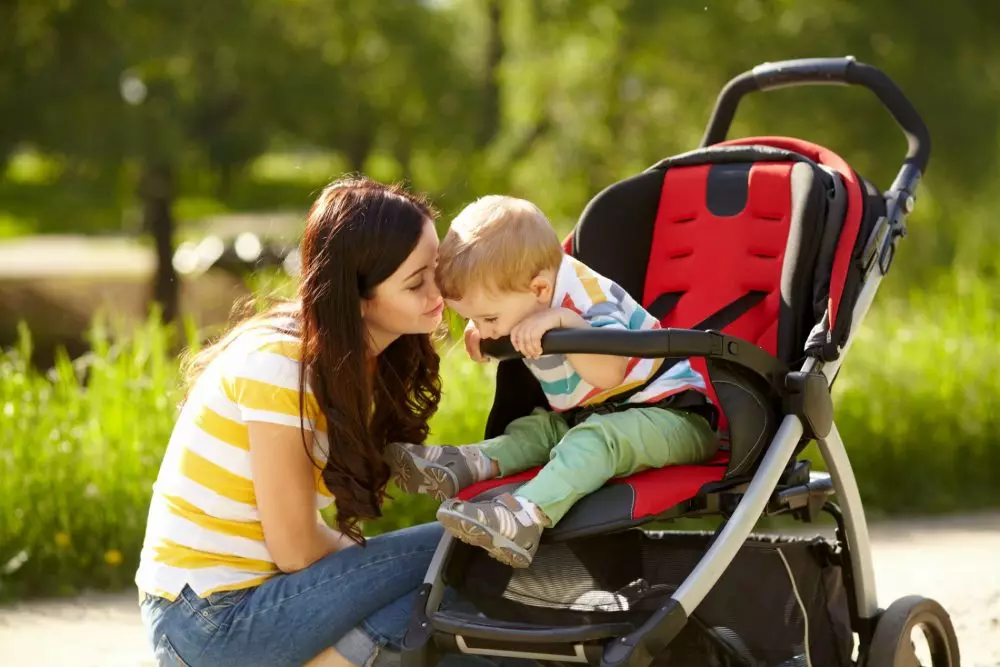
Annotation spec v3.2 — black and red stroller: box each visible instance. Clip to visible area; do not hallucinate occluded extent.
[403,58,959,667]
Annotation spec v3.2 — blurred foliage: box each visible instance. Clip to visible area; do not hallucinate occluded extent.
[3,0,1000,279]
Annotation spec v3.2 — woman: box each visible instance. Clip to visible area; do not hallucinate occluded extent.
[136,177,450,667]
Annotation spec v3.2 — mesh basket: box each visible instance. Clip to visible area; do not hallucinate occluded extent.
[444,530,853,667]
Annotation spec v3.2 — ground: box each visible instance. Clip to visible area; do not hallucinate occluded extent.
[1,512,997,667]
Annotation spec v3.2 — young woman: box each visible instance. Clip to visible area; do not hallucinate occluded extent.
[136,177,451,667]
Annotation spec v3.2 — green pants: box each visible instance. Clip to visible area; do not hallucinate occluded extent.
[479,407,718,524]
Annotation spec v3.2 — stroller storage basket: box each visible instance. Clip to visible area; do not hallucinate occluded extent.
[445,530,853,667]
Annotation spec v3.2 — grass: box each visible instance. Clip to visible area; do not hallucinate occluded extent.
[0,275,997,600]
[821,273,1000,515]
[0,316,179,599]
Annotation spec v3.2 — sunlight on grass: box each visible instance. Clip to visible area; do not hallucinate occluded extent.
[250,152,350,185]
[0,213,33,240]
[4,150,63,185]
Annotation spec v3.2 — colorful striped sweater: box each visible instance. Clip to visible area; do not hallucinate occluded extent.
[524,255,710,413]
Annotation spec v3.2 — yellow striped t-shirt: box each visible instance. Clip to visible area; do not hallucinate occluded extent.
[135,324,334,600]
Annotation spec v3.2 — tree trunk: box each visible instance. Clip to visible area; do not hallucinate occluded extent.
[394,134,413,186]
[345,126,376,175]
[479,0,504,148]
[216,161,233,200]
[139,161,179,323]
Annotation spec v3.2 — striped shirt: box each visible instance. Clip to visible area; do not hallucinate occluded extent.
[524,255,710,412]
[135,323,333,600]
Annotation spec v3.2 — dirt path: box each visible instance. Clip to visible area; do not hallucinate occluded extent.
[1,512,997,667]
[855,512,1000,666]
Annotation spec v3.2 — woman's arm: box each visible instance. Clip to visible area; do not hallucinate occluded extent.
[249,422,354,573]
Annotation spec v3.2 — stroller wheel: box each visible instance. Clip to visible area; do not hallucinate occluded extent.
[866,596,960,667]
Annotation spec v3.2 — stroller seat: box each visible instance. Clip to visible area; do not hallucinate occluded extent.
[461,136,876,541]
[456,452,731,541]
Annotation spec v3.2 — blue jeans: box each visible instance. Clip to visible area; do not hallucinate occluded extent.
[139,522,504,667]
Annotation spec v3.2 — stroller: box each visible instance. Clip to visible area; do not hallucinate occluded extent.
[402,58,958,667]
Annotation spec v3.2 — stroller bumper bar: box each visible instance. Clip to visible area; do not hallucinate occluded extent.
[479,328,788,390]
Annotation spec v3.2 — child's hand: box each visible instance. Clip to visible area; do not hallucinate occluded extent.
[510,308,584,359]
[464,320,487,363]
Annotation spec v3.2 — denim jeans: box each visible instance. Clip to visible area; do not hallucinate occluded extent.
[139,522,510,667]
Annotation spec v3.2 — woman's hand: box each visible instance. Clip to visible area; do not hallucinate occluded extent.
[249,422,347,573]
[509,307,586,359]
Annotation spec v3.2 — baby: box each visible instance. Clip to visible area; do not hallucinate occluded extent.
[389,196,718,567]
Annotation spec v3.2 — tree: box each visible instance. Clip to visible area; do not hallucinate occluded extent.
[9,0,478,320]
[8,0,1000,290]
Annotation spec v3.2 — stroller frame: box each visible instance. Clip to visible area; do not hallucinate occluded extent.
[403,58,954,667]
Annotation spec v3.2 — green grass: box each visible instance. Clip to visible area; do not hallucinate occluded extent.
[821,273,1000,515]
[0,316,180,599]
[0,276,997,600]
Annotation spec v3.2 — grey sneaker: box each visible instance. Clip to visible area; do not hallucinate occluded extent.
[436,493,544,568]
[387,443,487,501]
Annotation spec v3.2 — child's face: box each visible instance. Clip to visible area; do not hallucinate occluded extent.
[447,275,554,340]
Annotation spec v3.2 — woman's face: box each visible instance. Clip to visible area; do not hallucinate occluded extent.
[362,219,444,352]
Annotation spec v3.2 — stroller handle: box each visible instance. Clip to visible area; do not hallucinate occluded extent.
[701,57,931,173]
[479,328,788,388]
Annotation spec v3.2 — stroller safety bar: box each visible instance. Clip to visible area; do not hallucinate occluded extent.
[701,56,931,176]
[479,328,788,390]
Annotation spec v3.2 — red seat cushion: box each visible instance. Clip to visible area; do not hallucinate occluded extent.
[644,162,796,356]
[456,452,729,523]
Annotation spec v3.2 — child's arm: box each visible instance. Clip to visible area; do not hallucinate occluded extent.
[510,307,628,390]
[463,319,487,363]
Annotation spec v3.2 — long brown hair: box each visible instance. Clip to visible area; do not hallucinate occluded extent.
[183,176,442,546]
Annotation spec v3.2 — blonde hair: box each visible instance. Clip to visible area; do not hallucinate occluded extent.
[437,195,564,299]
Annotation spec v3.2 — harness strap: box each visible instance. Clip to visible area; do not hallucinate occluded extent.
[562,290,769,428]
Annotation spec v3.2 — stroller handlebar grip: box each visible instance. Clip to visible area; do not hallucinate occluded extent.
[702,57,930,173]
[750,57,853,89]
[478,328,788,388]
